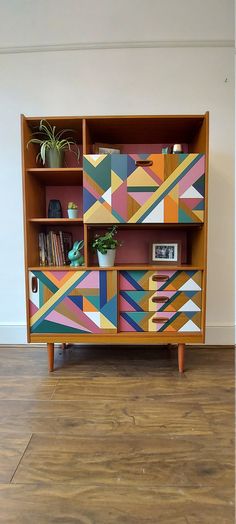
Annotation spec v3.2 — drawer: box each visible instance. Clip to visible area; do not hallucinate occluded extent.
[119,289,202,313]
[120,270,202,291]
[120,311,201,333]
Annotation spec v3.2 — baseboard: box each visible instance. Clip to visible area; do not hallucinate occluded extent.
[0,323,235,345]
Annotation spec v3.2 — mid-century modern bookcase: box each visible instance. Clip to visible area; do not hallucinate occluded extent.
[21,114,209,372]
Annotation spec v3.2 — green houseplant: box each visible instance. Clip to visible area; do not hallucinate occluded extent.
[27,120,80,168]
[92,226,121,267]
[67,202,79,219]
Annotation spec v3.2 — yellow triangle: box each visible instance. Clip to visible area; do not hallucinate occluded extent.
[100,313,116,329]
[127,167,159,187]
[111,170,123,191]
[194,210,204,221]
[84,154,107,167]
[85,202,118,224]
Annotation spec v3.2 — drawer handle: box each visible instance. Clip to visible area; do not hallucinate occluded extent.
[135,160,153,167]
[152,275,169,282]
[152,317,169,323]
[31,276,38,293]
[152,296,168,303]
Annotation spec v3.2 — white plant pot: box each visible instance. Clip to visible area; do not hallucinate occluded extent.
[97,249,116,267]
[68,209,78,219]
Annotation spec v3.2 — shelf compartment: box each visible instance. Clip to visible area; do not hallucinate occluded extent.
[27,168,83,185]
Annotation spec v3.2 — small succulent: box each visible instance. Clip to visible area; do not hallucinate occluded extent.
[68,202,78,209]
[92,226,121,254]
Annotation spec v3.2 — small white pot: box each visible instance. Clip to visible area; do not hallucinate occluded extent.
[97,249,116,267]
[68,209,78,219]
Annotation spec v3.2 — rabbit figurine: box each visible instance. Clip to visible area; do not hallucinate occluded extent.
[68,240,84,267]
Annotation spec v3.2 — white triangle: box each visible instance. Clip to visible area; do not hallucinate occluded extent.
[86,312,101,327]
[143,200,164,223]
[178,300,200,312]
[180,186,203,199]
[102,187,111,205]
[179,320,200,332]
[180,279,201,291]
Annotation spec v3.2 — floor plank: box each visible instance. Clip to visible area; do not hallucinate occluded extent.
[0,345,234,522]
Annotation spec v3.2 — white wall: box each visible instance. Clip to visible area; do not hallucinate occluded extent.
[0,1,234,344]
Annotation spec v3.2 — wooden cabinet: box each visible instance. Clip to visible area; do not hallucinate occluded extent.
[21,113,209,372]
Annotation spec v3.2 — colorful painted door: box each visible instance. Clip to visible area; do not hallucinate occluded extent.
[119,270,202,333]
[83,154,205,224]
[29,270,117,334]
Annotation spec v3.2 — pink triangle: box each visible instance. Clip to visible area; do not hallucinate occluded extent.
[112,182,127,220]
[120,316,135,331]
[30,300,38,316]
[129,192,152,206]
[120,297,136,312]
[180,198,203,210]
[46,310,91,332]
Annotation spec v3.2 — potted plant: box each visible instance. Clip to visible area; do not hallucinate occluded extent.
[27,120,80,168]
[92,226,121,267]
[67,202,79,219]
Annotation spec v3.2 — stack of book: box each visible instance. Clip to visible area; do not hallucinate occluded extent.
[39,231,73,266]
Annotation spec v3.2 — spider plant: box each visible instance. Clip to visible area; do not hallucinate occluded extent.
[27,119,80,166]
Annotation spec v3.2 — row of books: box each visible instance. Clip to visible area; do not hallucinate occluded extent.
[39,231,73,266]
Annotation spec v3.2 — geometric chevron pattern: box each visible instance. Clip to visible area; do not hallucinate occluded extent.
[119,310,202,332]
[119,270,202,292]
[119,270,202,332]
[83,154,205,224]
[29,270,117,334]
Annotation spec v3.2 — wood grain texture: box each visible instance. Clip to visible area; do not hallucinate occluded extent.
[0,344,234,523]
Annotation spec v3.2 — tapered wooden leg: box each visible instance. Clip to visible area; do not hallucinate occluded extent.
[178,343,185,373]
[47,343,54,372]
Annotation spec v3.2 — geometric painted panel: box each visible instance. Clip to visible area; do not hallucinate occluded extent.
[29,270,117,334]
[119,270,202,292]
[119,310,202,332]
[120,289,202,313]
[119,269,202,333]
[83,154,205,224]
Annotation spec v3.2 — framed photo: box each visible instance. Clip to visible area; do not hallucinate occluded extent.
[150,242,181,265]
[93,143,120,154]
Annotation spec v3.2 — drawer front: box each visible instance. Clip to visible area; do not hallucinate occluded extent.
[83,154,205,224]
[120,311,201,332]
[29,270,117,334]
[120,289,202,313]
[120,270,202,292]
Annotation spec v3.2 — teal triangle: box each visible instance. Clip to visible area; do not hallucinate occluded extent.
[193,175,205,197]
[86,295,100,310]
[101,295,117,325]
[111,155,127,181]
[185,291,198,298]
[129,312,147,321]
[194,200,204,210]
[31,320,88,334]
[84,155,111,191]
[179,208,193,223]
[128,291,147,301]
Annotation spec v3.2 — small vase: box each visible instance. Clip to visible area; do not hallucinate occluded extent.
[68,209,79,219]
[46,148,64,168]
[97,249,116,267]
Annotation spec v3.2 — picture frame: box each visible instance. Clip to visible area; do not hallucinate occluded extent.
[150,242,181,265]
[93,143,121,154]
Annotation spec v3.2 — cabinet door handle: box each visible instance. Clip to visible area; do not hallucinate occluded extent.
[152,275,168,282]
[31,276,38,293]
[152,296,168,303]
[152,317,169,323]
[135,160,153,167]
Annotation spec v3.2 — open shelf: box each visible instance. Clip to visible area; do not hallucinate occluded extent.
[27,168,83,185]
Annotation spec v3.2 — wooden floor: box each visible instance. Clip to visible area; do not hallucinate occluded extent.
[0,344,234,523]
